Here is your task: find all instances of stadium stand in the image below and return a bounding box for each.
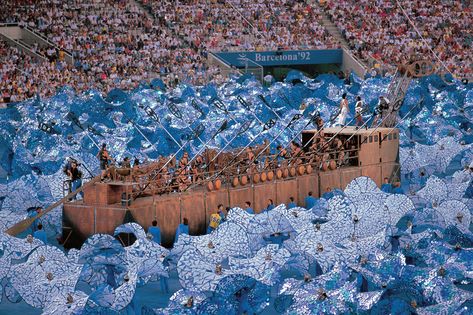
[0,0,471,103]
[1,0,223,102]
[322,0,472,78]
[140,0,338,51]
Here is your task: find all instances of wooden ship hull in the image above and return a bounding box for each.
[62,127,400,248]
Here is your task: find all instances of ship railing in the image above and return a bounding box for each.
[62,175,95,200]
[123,147,360,202]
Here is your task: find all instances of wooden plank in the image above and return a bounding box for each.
[254,183,276,213]
[319,169,341,196]
[63,204,95,239]
[83,183,97,204]
[380,130,399,163]
[297,175,319,204]
[229,186,254,213]
[382,162,400,182]
[275,179,299,206]
[155,195,181,247]
[181,192,206,236]
[362,165,382,187]
[94,207,127,234]
[129,201,155,235]
[359,136,381,166]
[340,168,362,189]
[84,183,125,206]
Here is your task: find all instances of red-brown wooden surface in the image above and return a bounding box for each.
[297,175,319,204]
[254,183,277,212]
[181,192,206,235]
[275,179,298,206]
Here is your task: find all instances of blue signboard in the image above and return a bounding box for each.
[214,49,342,67]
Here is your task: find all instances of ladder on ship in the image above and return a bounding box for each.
[381,69,412,128]
[381,60,435,128]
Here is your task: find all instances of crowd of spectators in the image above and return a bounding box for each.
[142,0,338,52]
[1,0,225,103]
[1,0,471,103]
[322,0,472,78]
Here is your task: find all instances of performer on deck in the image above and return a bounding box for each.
[314,112,324,131]
[179,152,189,169]
[67,161,83,200]
[276,145,289,166]
[355,96,364,128]
[97,143,112,180]
[290,141,302,166]
[191,155,205,183]
[337,93,349,126]
[176,166,191,191]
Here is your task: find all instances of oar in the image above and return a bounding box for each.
[5,175,103,236]
[184,112,307,192]
[133,120,228,198]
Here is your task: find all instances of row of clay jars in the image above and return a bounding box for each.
[207,160,341,191]
[206,160,337,191]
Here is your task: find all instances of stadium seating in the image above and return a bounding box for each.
[1,0,471,103]
[322,0,472,78]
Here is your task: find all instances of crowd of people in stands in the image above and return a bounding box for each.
[141,0,338,52]
[322,0,472,78]
[1,0,471,104]
[1,0,224,103]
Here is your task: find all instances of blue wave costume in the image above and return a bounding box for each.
[33,229,47,244]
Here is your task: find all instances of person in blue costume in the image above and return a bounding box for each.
[263,199,275,212]
[236,287,255,314]
[148,223,169,294]
[287,196,297,209]
[418,169,427,187]
[28,206,43,234]
[33,223,47,244]
[392,182,404,194]
[123,274,141,315]
[148,220,161,244]
[175,217,189,244]
[219,207,228,223]
[381,177,392,193]
[245,201,254,214]
[159,255,170,294]
[304,191,317,209]
[322,187,334,200]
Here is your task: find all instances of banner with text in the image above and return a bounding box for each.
[214,49,343,67]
